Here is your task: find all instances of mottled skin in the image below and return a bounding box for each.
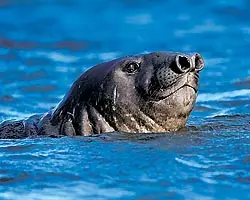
[0,52,204,139]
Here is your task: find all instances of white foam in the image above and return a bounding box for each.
[197,89,250,102]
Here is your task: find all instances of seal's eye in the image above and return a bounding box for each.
[123,62,140,74]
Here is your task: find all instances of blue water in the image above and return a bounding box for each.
[0,0,250,199]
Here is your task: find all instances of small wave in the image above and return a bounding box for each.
[0,181,134,200]
[200,177,217,184]
[205,57,229,66]
[207,108,234,118]
[0,107,31,120]
[174,20,226,37]
[37,102,56,110]
[169,187,213,200]
[0,144,35,152]
[175,157,210,169]
[84,52,120,61]
[242,27,250,35]
[125,14,152,25]
[36,52,80,63]
[55,66,77,73]
[197,89,250,102]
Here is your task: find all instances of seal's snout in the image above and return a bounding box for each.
[174,53,204,74]
[175,55,192,73]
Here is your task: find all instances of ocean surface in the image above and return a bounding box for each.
[0,0,250,199]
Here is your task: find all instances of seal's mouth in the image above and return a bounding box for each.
[148,72,199,101]
[157,84,197,101]
[183,83,198,93]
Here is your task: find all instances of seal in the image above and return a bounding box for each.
[0,52,204,139]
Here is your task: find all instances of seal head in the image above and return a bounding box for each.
[48,52,204,136]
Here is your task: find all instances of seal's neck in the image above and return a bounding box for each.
[77,105,115,136]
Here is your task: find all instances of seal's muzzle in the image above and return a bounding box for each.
[156,53,204,89]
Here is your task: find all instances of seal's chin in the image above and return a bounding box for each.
[163,85,197,116]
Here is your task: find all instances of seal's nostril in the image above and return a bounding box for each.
[194,53,205,71]
[179,56,190,71]
[175,55,191,73]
